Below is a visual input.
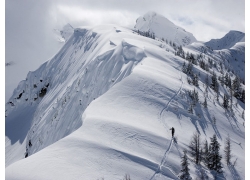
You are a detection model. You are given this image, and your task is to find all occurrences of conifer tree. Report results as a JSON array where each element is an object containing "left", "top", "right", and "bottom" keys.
[
  {"left": 182, "top": 62, "right": 187, "bottom": 74},
  {"left": 203, "top": 97, "right": 207, "bottom": 108},
  {"left": 232, "top": 76, "right": 241, "bottom": 99},
  {"left": 241, "top": 89, "right": 245, "bottom": 103},
  {"left": 224, "top": 134, "right": 232, "bottom": 165},
  {"left": 192, "top": 74, "right": 199, "bottom": 87},
  {"left": 202, "top": 140, "right": 209, "bottom": 167},
  {"left": 180, "top": 150, "right": 192, "bottom": 180},
  {"left": 210, "top": 71, "right": 219, "bottom": 92},
  {"left": 186, "top": 61, "right": 193, "bottom": 75},
  {"left": 223, "top": 94, "right": 229, "bottom": 109},
  {"left": 189, "top": 132, "right": 201, "bottom": 164},
  {"left": 207, "top": 134, "right": 223, "bottom": 173}
]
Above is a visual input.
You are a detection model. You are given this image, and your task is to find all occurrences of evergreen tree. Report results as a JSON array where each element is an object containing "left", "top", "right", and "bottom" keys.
[
  {"left": 182, "top": 62, "right": 187, "bottom": 74},
  {"left": 224, "top": 73, "right": 229, "bottom": 87},
  {"left": 192, "top": 74, "right": 199, "bottom": 87},
  {"left": 224, "top": 134, "right": 232, "bottom": 165},
  {"left": 210, "top": 71, "right": 219, "bottom": 92},
  {"left": 207, "top": 134, "right": 223, "bottom": 173},
  {"left": 186, "top": 61, "right": 193, "bottom": 75},
  {"left": 229, "top": 88, "right": 233, "bottom": 111},
  {"left": 180, "top": 150, "right": 192, "bottom": 180},
  {"left": 189, "top": 132, "right": 201, "bottom": 164},
  {"left": 203, "top": 97, "right": 207, "bottom": 108},
  {"left": 241, "top": 89, "right": 245, "bottom": 103},
  {"left": 202, "top": 140, "right": 209, "bottom": 167},
  {"left": 232, "top": 76, "right": 241, "bottom": 99},
  {"left": 223, "top": 94, "right": 229, "bottom": 109},
  {"left": 219, "top": 75, "right": 224, "bottom": 86},
  {"left": 188, "top": 104, "right": 193, "bottom": 114}
]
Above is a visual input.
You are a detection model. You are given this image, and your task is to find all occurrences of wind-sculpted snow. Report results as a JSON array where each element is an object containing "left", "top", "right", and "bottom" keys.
[{"left": 5, "top": 25, "right": 146, "bottom": 167}]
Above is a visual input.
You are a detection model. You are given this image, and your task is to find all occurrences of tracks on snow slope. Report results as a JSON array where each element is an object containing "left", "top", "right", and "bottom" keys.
[{"left": 150, "top": 71, "right": 183, "bottom": 180}]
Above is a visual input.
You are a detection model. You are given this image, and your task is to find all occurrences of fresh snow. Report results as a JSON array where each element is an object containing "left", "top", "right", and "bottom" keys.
[
  {"left": 204, "top": 30, "right": 245, "bottom": 50},
  {"left": 134, "top": 11, "right": 197, "bottom": 46},
  {"left": 6, "top": 13, "right": 245, "bottom": 180}
]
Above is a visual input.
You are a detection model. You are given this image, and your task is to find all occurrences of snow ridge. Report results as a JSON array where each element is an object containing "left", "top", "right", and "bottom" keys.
[
  {"left": 5, "top": 25, "right": 146, "bottom": 167},
  {"left": 205, "top": 30, "right": 245, "bottom": 50}
]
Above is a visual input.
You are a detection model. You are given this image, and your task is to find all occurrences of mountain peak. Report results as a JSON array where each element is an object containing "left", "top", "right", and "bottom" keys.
[
  {"left": 134, "top": 12, "right": 197, "bottom": 46},
  {"left": 205, "top": 30, "right": 245, "bottom": 50}
]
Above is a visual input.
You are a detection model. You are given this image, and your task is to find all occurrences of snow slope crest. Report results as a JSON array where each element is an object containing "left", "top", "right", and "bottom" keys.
[
  {"left": 5, "top": 25, "right": 146, "bottom": 167},
  {"left": 205, "top": 30, "right": 245, "bottom": 50},
  {"left": 134, "top": 11, "right": 197, "bottom": 46}
]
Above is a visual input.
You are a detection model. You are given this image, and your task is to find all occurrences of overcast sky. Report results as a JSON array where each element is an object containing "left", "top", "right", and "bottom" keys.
[{"left": 5, "top": 0, "right": 245, "bottom": 101}]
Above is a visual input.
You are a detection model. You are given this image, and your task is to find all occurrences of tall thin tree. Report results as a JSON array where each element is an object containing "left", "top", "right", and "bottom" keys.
[
  {"left": 224, "top": 134, "right": 232, "bottom": 165},
  {"left": 180, "top": 150, "right": 192, "bottom": 180},
  {"left": 189, "top": 132, "right": 201, "bottom": 164}
]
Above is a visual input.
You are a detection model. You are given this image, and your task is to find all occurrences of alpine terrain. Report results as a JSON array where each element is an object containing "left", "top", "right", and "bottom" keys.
[{"left": 5, "top": 12, "right": 245, "bottom": 180}]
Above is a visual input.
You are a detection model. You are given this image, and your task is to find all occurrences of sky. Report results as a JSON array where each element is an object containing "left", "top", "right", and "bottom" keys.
[{"left": 5, "top": 0, "right": 245, "bottom": 102}]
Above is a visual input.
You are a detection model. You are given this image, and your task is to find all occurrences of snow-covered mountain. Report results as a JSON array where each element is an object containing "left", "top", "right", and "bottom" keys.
[
  {"left": 53, "top": 23, "right": 74, "bottom": 43},
  {"left": 5, "top": 23, "right": 74, "bottom": 103},
  {"left": 204, "top": 30, "right": 245, "bottom": 50},
  {"left": 134, "top": 11, "right": 197, "bottom": 46},
  {"left": 5, "top": 13, "right": 245, "bottom": 180}
]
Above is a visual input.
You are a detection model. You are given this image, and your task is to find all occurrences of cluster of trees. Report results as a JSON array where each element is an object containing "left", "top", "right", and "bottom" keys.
[
  {"left": 187, "top": 89, "right": 199, "bottom": 114},
  {"left": 136, "top": 30, "right": 155, "bottom": 39},
  {"left": 180, "top": 132, "right": 233, "bottom": 179}
]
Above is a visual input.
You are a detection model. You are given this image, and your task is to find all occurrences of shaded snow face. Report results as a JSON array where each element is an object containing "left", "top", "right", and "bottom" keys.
[
  {"left": 5, "top": 25, "right": 146, "bottom": 167},
  {"left": 134, "top": 11, "right": 197, "bottom": 46}
]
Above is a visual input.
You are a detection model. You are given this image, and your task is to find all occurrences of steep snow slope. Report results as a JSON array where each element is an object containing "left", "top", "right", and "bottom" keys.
[
  {"left": 6, "top": 25, "right": 244, "bottom": 180},
  {"left": 134, "top": 11, "right": 197, "bottom": 46},
  {"left": 205, "top": 30, "right": 245, "bottom": 50},
  {"left": 185, "top": 41, "right": 245, "bottom": 81},
  {"left": 5, "top": 25, "right": 146, "bottom": 167},
  {"left": 6, "top": 24, "right": 74, "bottom": 103},
  {"left": 53, "top": 23, "right": 74, "bottom": 43}
]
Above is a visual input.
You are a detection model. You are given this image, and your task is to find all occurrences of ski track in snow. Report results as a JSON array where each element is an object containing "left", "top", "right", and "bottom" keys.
[{"left": 149, "top": 70, "right": 183, "bottom": 180}]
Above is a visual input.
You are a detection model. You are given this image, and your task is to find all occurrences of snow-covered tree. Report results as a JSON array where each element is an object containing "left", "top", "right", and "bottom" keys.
[
  {"left": 189, "top": 132, "right": 201, "bottom": 164},
  {"left": 223, "top": 94, "right": 229, "bottom": 109},
  {"left": 180, "top": 150, "right": 192, "bottom": 180},
  {"left": 224, "top": 134, "right": 232, "bottom": 165},
  {"left": 203, "top": 97, "right": 207, "bottom": 108},
  {"left": 192, "top": 74, "right": 199, "bottom": 87},
  {"left": 189, "top": 89, "right": 199, "bottom": 106},
  {"left": 232, "top": 76, "right": 241, "bottom": 99},
  {"left": 207, "top": 134, "right": 223, "bottom": 173},
  {"left": 182, "top": 62, "right": 187, "bottom": 73},
  {"left": 202, "top": 140, "right": 209, "bottom": 167},
  {"left": 210, "top": 71, "right": 219, "bottom": 93},
  {"left": 241, "top": 89, "right": 245, "bottom": 103},
  {"left": 186, "top": 61, "right": 193, "bottom": 75}
]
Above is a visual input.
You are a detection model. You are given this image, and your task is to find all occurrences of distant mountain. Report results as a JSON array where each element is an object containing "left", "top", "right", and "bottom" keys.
[
  {"left": 134, "top": 11, "right": 197, "bottom": 46},
  {"left": 205, "top": 30, "right": 245, "bottom": 50}
]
